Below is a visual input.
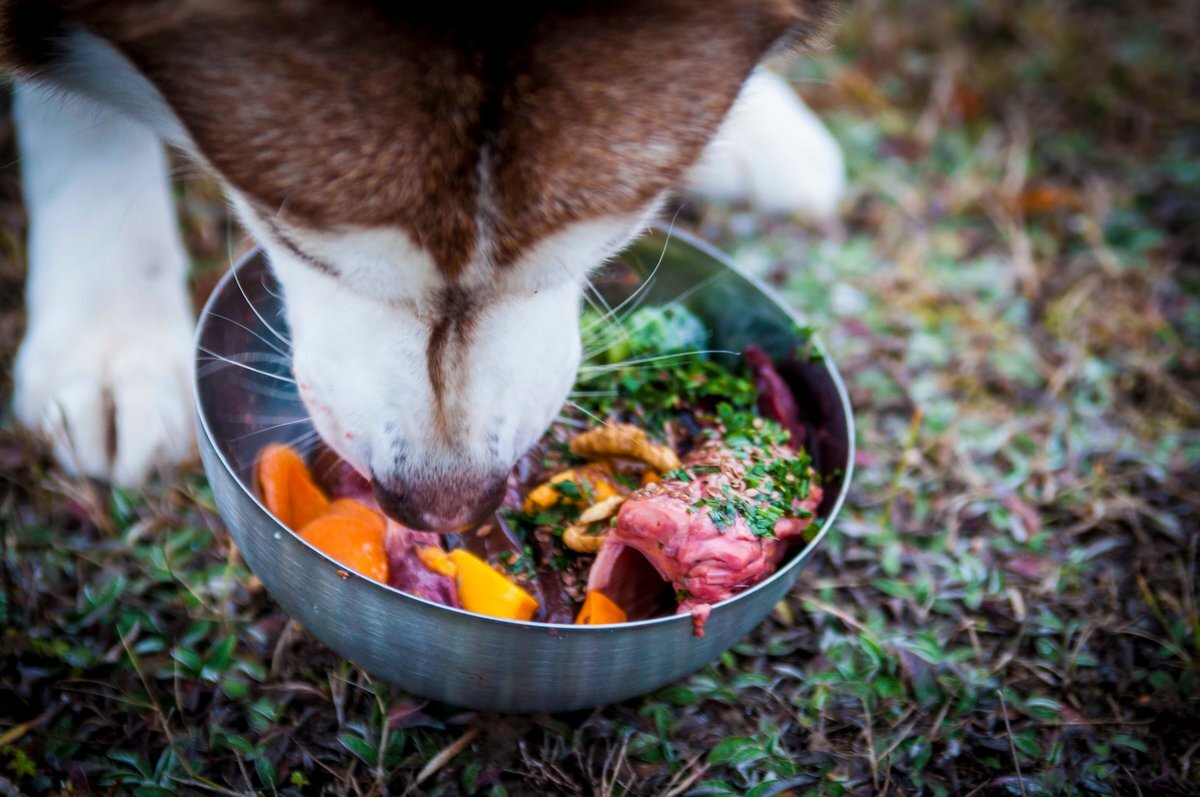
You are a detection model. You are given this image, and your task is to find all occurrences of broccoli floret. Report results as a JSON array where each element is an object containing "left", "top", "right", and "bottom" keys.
[{"left": 590, "top": 305, "right": 709, "bottom": 365}]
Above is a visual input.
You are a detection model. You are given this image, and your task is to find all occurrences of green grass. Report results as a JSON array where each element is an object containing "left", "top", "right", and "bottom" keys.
[{"left": 2, "top": 1, "right": 1199, "bottom": 794}]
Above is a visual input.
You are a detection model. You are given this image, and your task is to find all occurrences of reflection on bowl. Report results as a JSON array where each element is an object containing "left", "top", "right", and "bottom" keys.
[{"left": 194, "top": 224, "right": 854, "bottom": 713}]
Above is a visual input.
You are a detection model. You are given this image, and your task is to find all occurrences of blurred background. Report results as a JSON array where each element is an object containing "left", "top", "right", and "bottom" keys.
[{"left": 1, "top": 1, "right": 1197, "bottom": 795}]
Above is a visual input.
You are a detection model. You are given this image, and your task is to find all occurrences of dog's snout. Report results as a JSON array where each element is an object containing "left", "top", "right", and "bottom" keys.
[{"left": 372, "top": 470, "right": 508, "bottom": 532}]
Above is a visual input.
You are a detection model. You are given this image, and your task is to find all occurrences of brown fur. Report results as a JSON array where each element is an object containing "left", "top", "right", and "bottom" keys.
[
  {"left": 0, "top": 0, "right": 836, "bottom": 277},
  {"left": 426, "top": 286, "right": 476, "bottom": 442}
]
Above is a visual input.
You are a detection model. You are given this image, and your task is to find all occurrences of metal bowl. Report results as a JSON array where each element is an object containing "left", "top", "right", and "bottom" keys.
[{"left": 194, "top": 225, "right": 854, "bottom": 713}]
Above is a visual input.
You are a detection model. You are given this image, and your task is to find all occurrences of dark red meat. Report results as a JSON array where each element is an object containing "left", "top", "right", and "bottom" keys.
[
  {"left": 743, "top": 345, "right": 805, "bottom": 446},
  {"left": 384, "top": 522, "right": 461, "bottom": 608}
]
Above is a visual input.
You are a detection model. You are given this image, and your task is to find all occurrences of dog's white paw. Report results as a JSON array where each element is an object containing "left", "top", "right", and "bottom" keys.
[
  {"left": 14, "top": 318, "right": 195, "bottom": 486},
  {"left": 688, "top": 69, "right": 846, "bottom": 220},
  {"left": 13, "top": 83, "right": 197, "bottom": 486}
]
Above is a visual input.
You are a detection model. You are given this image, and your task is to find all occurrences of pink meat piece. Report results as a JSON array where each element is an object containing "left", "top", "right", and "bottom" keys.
[
  {"left": 587, "top": 442, "right": 822, "bottom": 637},
  {"left": 384, "top": 522, "right": 461, "bottom": 608}
]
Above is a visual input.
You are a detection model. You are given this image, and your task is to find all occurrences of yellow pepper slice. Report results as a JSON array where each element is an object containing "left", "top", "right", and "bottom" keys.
[
  {"left": 574, "top": 590, "right": 627, "bottom": 625},
  {"left": 416, "top": 546, "right": 458, "bottom": 578},
  {"left": 523, "top": 463, "right": 621, "bottom": 513},
  {"left": 447, "top": 550, "right": 539, "bottom": 621}
]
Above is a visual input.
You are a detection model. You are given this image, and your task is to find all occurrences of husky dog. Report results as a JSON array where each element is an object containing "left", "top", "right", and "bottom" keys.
[{"left": 1, "top": 1, "right": 843, "bottom": 530}]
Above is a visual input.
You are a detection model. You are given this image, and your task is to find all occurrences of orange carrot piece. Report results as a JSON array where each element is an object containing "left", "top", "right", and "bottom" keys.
[
  {"left": 257, "top": 443, "right": 329, "bottom": 531},
  {"left": 575, "top": 590, "right": 628, "bottom": 625}
]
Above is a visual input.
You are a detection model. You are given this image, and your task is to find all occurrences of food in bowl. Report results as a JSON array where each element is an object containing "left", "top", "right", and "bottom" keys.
[
  {"left": 255, "top": 445, "right": 539, "bottom": 621},
  {"left": 255, "top": 307, "right": 823, "bottom": 635}
]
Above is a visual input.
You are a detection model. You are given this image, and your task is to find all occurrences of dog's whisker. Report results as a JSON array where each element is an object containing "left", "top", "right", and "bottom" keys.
[
  {"left": 580, "top": 260, "right": 661, "bottom": 339},
  {"left": 207, "top": 312, "right": 292, "bottom": 358},
  {"left": 564, "top": 400, "right": 614, "bottom": 429},
  {"left": 583, "top": 271, "right": 732, "bottom": 362},
  {"left": 198, "top": 346, "right": 298, "bottom": 384},
  {"left": 290, "top": 436, "right": 328, "bottom": 458},
  {"left": 582, "top": 311, "right": 636, "bottom": 357},
  {"left": 580, "top": 272, "right": 625, "bottom": 346},
  {"left": 568, "top": 389, "right": 618, "bottom": 397},
  {"left": 260, "top": 273, "right": 287, "bottom": 303},
  {"left": 584, "top": 278, "right": 617, "bottom": 319},
  {"left": 230, "top": 259, "right": 293, "bottom": 348},
  {"left": 543, "top": 252, "right": 629, "bottom": 357},
  {"left": 576, "top": 278, "right": 612, "bottom": 322},
  {"left": 584, "top": 265, "right": 726, "bottom": 361},
  {"left": 237, "top": 379, "right": 305, "bottom": 403},
  {"left": 314, "top": 455, "right": 340, "bottom": 482},
  {"left": 231, "top": 417, "right": 313, "bottom": 442},
  {"left": 581, "top": 282, "right": 658, "bottom": 353},
  {"left": 578, "top": 348, "right": 739, "bottom": 374},
  {"left": 288, "top": 428, "right": 321, "bottom": 444},
  {"left": 200, "top": 349, "right": 291, "bottom": 366},
  {"left": 280, "top": 428, "right": 323, "bottom": 452},
  {"left": 196, "top": 360, "right": 297, "bottom": 395},
  {"left": 222, "top": 411, "right": 309, "bottom": 426},
  {"left": 580, "top": 206, "right": 680, "bottom": 341}
]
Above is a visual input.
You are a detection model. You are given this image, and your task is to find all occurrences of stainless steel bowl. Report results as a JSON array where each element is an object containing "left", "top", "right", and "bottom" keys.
[{"left": 194, "top": 225, "right": 854, "bottom": 713}]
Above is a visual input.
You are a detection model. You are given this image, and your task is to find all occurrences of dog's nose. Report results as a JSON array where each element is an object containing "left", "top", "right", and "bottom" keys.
[{"left": 371, "top": 469, "right": 508, "bottom": 532}]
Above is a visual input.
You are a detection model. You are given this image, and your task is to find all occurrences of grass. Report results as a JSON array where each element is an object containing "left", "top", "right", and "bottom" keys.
[{"left": 2, "top": 0, "right": 1199, "bottom": 794}]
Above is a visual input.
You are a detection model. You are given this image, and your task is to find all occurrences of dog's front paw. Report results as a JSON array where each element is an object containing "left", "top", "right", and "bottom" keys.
[
  {"left": 14, "top": 319, "right": 195, "bottom": 486},
  {"left": 688, "top": 70, "right": 846, "bottom": 220}
]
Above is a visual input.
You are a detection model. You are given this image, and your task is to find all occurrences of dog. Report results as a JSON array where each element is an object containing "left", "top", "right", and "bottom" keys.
[{"left": 1, "top": 1, "right": 843, "bottom": 531}]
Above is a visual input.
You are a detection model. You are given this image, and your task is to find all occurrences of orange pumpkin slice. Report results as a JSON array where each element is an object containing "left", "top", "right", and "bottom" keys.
[
  {"left": 256, "top": 443, "right": 329, "bottom": 531},
  {"left": 299, "top": 511, "right": 389, "bottom": 583},
  {"left": 324, "top": 498, "right": 385, "bottom": 528}
]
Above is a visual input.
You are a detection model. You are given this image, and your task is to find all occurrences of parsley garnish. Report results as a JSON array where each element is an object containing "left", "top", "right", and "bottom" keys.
[
  {"left": 498, "top": 546, "right": 537, "bottom": 578},
  {"left": 553, "top": 480, "right": 583, "bottom": 501},
  {"left": 563, "top": 305, "right": 819, "bottom": 541}
]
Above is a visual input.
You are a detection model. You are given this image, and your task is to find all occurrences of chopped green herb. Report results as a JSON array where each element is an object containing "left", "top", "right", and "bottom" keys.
[{"left": 553, "top": 479, "right": 583, "bottom": 500}]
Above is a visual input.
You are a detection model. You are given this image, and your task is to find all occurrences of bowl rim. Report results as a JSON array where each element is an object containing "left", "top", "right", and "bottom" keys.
[{"left": 194, "top": 223, "right": 856, "bottom": 632}]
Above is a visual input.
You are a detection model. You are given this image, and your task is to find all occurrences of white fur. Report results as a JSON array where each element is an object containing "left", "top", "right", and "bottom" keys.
[
  {"left": 12, "top": 84, "right": 194, "bottom": 484},
  {"left": 237, "top": 198, "right": 658, "bottom": 486},
  {"left": 42, "top": 30, "right": 194, "bottom": 149},
  {"left": 687, "top": 69, "right": 845, "bottom": 219}
]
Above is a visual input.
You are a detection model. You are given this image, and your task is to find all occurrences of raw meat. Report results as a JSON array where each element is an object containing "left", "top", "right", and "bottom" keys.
[
  {"left": 587, "top": 441, "right": 822, "bottom": 636},
  {"left": 384, "top": 522, "right": 461, "bottom": 608}
]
